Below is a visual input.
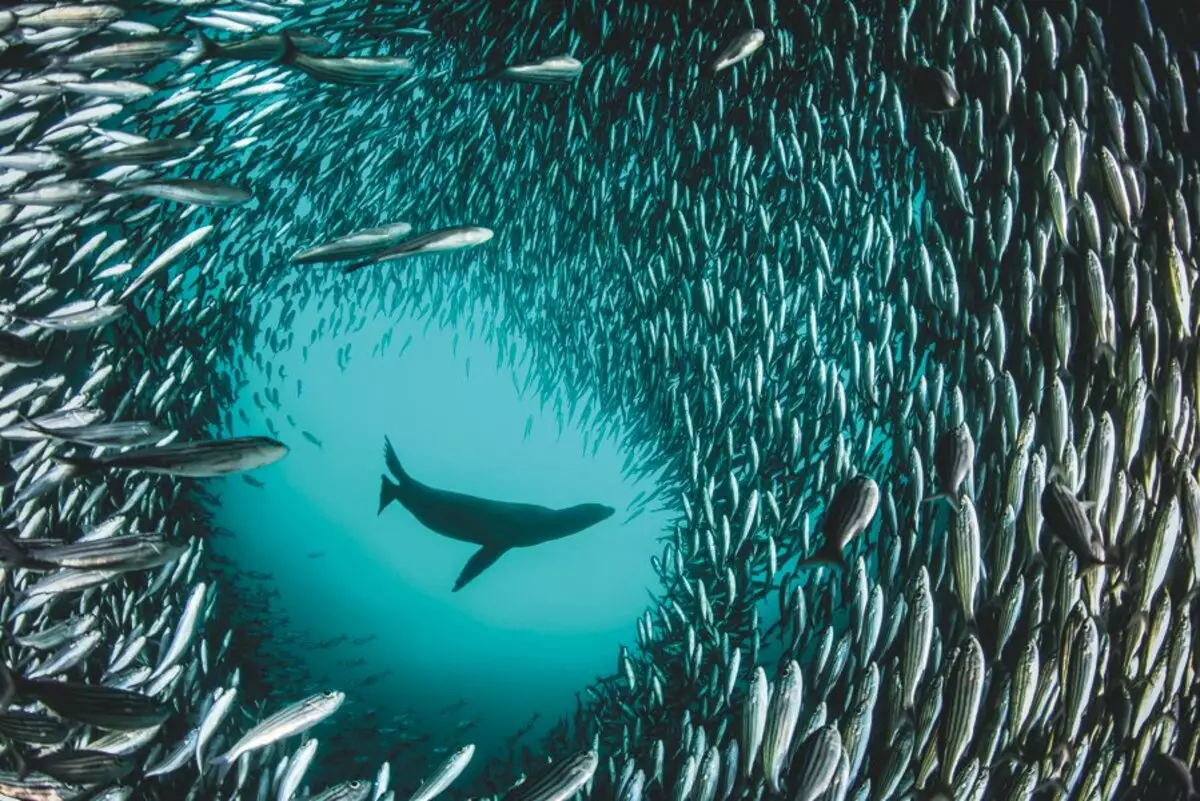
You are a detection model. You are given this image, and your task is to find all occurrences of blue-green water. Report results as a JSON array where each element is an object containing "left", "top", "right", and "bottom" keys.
[{"left": 214, "top": 294, "right": 666, "bottom": 774}]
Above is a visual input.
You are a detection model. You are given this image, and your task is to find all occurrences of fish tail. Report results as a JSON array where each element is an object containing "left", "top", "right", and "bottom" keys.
[
  {"left": 0, "top": 661, "right": 18, "bottom": 711},
  {"left": 275, "top": 31, "right": 298, "bottom": 66},
  {"left": 179, "top": 31, "right": 216, "bottom": 71},
  {"left": 794, "top": 543, "right": 845, "bottom": 572},
  {"left": 0, "top": 531, "right": 28, "bottom": 567}
]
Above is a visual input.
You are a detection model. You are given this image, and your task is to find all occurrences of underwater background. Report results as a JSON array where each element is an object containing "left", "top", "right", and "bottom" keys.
[{"left": 1, "top": 0, "right": 1200, "bottom": 799}]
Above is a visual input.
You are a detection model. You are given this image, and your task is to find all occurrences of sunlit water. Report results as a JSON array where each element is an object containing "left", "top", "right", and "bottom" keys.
[{"left": 213, "top": 290, "right": 666, "bottom": 770}]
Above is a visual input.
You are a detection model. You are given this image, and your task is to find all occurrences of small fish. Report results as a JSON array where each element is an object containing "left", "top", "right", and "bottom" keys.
[
  {"left": 0, "top": 710, "right": 70, "bottom": 745},
  {"left": 1040, "top": 480, "right": 1107, "bottom": 567},
  {"left": 928, "top": 422, "right": 975, "bottom": 509},
  {"left": 211, "top": 691, "right": 344, "bottom": 765},
  {"left": 279, "top": 34, "right": 413, "bottom": 86},
  {"left": 276, "top": 738, "right": 319, "bottom": 801},
  {"left": 122, "top": 179, "right": 252, "bottom": 207},
  {"left": 908, "top": 65, "right": 960, "bottom": 112},
  {"left": 344, "top": 226, "right": 494, "bottom": 273},
  {"left": 500, "top": 749, "right": 597, "bottom": 801},
  {"left": 79, "top": 137, "right": 200, "bottom": 168},
  {"left": 462, "top": 55, "right": 582, "bottom": 85},
  {"left": 410, "top": 744, "right": 475, "bottom": 801},
  {"left": 18, "top": 749, "right": 135, "bottom": 784},
  {"left": 799, "top": 476, "right": 880, "bottom": 569},
  {"left": 3, "top": 667, "right": 171, "bottom": 730},
  {"left": 54, "top": 436, "right": 288, "bottom": 478},
  {"left": 292, "top": 222, "right": 414, "bottom": 264},
  {"left": 711, "top": 29, "right": 765, "bottom": 74}
]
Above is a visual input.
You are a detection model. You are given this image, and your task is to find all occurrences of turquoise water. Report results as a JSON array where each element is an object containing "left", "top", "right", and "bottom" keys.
[{"left": 213, "top": 292, "right": 666, "bottom": 779}]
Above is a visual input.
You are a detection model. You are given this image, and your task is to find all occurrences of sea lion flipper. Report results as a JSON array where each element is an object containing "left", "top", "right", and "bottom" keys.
[
  {"left": 382, "top": 436, "right": 409, "bottom": 482},
  {"left": 453, "top": 546, "right": 508, "bottom": 592}
]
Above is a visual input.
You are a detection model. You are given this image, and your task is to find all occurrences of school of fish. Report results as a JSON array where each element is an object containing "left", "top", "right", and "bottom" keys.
[{"left": 0, "top": 0, "right": 1198, "bottom": 798}]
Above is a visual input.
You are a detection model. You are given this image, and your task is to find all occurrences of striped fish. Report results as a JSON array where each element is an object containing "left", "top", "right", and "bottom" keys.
[
  {"left": 800, "top": 476, "right": 879, "bottom": 569},
  {"left": 1040, "top": 480, "right": 1107, "bottom": 567},
  {"left": 940, "top": 636, "right": 985, "bottom": 784},
  {"left": 212, "top": 691, "right": 344, "bottom": 765},
  {"left": 788, "top": 725, "right": 842, "bottom": 801},
  {"left": 500, "top": 749, "right": 597, "bottom": 801},
  {"left": 929, "top": 422, "right": 975, "bottom": 508},
  {"left": 760, "top": 661, "right": 803, "bottom": 793}
]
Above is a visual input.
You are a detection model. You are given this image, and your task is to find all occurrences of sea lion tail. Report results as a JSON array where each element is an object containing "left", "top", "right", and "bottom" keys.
[
  {"left": 379, "top": 475, "right": 401, "bottom": 515},
  {"left": 379, "top": 436, "right": 408, "bottom": 514}
]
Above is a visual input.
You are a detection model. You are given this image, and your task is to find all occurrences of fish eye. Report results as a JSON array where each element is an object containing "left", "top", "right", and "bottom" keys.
[{"left": 322, "top": 691, "right": 337, "bottom": 699}]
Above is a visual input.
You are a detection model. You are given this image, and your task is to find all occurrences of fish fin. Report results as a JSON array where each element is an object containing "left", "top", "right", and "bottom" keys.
[
  {"left": 50, "top": 454, "right": 102, "bottom": 476},
  {"left": 342, "top": 259, "right": 371, "bottom": 274},
  {"left": 382, "top": 436, "right": 409, "bottom": 483},
  {"left": 15, "top": 412, "right": 56, "bottom": 439},
  {"left": 453, "top": 546, "right": 507, "bottom": 591},
  {"left": 922, "top": 493, "right": 959, "bottom": 511},
  {"left": 0, "top": 530, "right": 28, "bottom": 568},
  {"left": 179, "top": 31, "right": 216, "bottom": 71},
  {"left": 794, "top": 543, "right": 845, "bottom": 572},
  {"left": 1030, "top": 778, "right": 1068, "bottom": 798},
  {"left": 276, "top": 31, "right": 298, "bottom": 65},
  {"left": 0, "top": 661, "right": 17, "bottom": 711}
]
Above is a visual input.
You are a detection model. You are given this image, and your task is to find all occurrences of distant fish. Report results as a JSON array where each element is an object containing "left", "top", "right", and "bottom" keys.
[
  {"left": 291, "top": 221, "right": 413, "bottom": 264},
  {"left": 301, "top": 430, "right": 323, "bottom": 448},
  {"left": 243, "top": 474, "right": 265, "bottom": 488},
  {"left": 461, "top": 55, "right": 582, "bottom": 85},
  {"left": 306, "top": 551, "right": 325, "bottom": 559},
  {"left": 439, "top": 698, "right": 467, "bottom": 715}
]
